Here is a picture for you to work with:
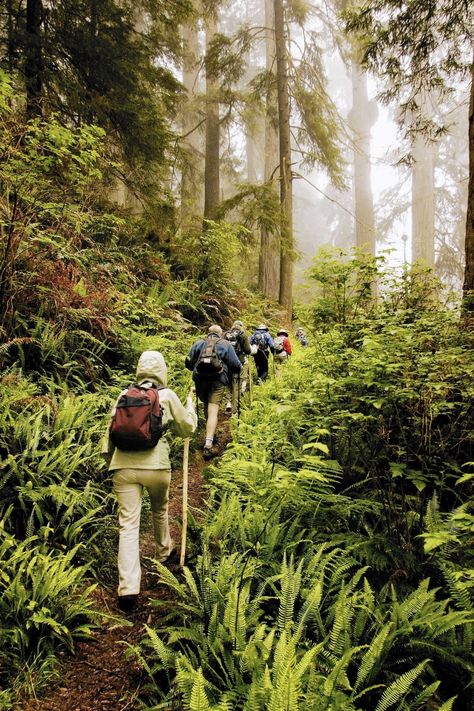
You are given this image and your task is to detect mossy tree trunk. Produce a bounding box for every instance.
[274,0,293,317]
[203,13,220,222]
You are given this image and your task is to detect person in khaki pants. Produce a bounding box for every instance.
[102,351,197,612]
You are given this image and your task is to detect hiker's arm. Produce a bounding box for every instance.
[168,390,198,438]
[185,342,201,371]
[242,333,252,355]
[228,345,243,373]
[100,394,123,460]
[185,345,195,371]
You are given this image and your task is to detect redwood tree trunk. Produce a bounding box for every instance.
[25,0,44,117]
[463,58,474,313]
[203,15,220,222]
[350,58,376,253]
[274,0,293,316]
[181,19,202,227]
[258,0,280,300]
[411,132,435,267]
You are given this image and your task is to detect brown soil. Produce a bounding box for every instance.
[20,420,232,711]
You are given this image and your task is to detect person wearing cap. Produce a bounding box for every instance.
[250,324,274,383]
[102,350,197,612]
[273,328,292,374]
[295,326,308,346]
[223,319,252,414]
[185,325,242,457]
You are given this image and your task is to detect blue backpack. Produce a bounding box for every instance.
[253,331,267,351]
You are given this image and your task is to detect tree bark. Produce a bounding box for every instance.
[274,0,293,316]
[463,58,474,313]
[258,0,280,299]
[203,14,220,222]
[25,0,44,117]
[411,132,435,267]
[181,18,203,227]
[349,58,376,253]
[7,0,16,74]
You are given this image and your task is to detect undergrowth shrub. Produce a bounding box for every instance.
[135,257,473,710]
[0,524,99,697]
[0,371,115,567]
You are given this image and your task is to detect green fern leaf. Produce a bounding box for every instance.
[374,660,429,711]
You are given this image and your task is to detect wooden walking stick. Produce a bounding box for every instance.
[248,357,253,405]
[180,437,190,567]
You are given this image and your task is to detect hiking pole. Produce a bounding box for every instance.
[248,358,253,405]
[237,373,241,421]
[180,437,190,567]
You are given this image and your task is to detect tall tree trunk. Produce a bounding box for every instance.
[203,14,220,222]
[7,0,16,74]
[181,17,202,227]
[274,0,293,316]
[25,0,43,117]
[411,132,435,267]
[463,58,474,313]
[349,58,376,253]
[258,0,280,299]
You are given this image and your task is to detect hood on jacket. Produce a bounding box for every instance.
[136,350,167,387]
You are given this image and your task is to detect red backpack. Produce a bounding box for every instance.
[109,385,163,451]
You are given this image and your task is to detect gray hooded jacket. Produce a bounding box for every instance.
[102,351,197,471]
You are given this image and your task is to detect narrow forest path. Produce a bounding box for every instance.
[21,419,232,711]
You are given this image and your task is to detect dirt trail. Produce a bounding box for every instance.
[21,421,231,711]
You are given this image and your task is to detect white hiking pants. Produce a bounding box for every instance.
[113,468,173,596]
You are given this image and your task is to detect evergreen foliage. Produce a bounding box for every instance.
[0,1,191,186]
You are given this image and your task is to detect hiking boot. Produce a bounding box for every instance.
[225,402,232,414]
[160,548,179,566]
[118,594,138,612]
[203,444,217,460]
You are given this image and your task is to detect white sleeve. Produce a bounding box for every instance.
[165,389,198,438]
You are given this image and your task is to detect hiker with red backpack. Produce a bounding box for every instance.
[250,324,274,383]
[185,324,242,459]
[273,328,292,361]
[273,328,292,374]
[102,350,197,612]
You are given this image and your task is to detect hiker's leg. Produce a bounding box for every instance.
[206,402,219,441]
[113,468,143,596]
[240,361,249,394]
[139,468,173,562]
[195,384,208,421]
[231,373,239,413]
[254,351,265,379]
[225,381,233,413]
[206,382,225,442]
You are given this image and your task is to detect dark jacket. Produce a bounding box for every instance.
[250,328,274,353]
[185,334,242,386]
[224,328,252,364]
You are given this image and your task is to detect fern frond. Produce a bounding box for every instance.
[374,660,429,711]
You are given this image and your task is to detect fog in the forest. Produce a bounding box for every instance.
[291,47,469,295]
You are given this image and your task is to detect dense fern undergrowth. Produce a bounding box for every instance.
[134,264,474,710]
[0,73,473,709]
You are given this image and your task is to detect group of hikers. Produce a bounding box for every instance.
[185,321,305,458]
[102,320,308,611]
